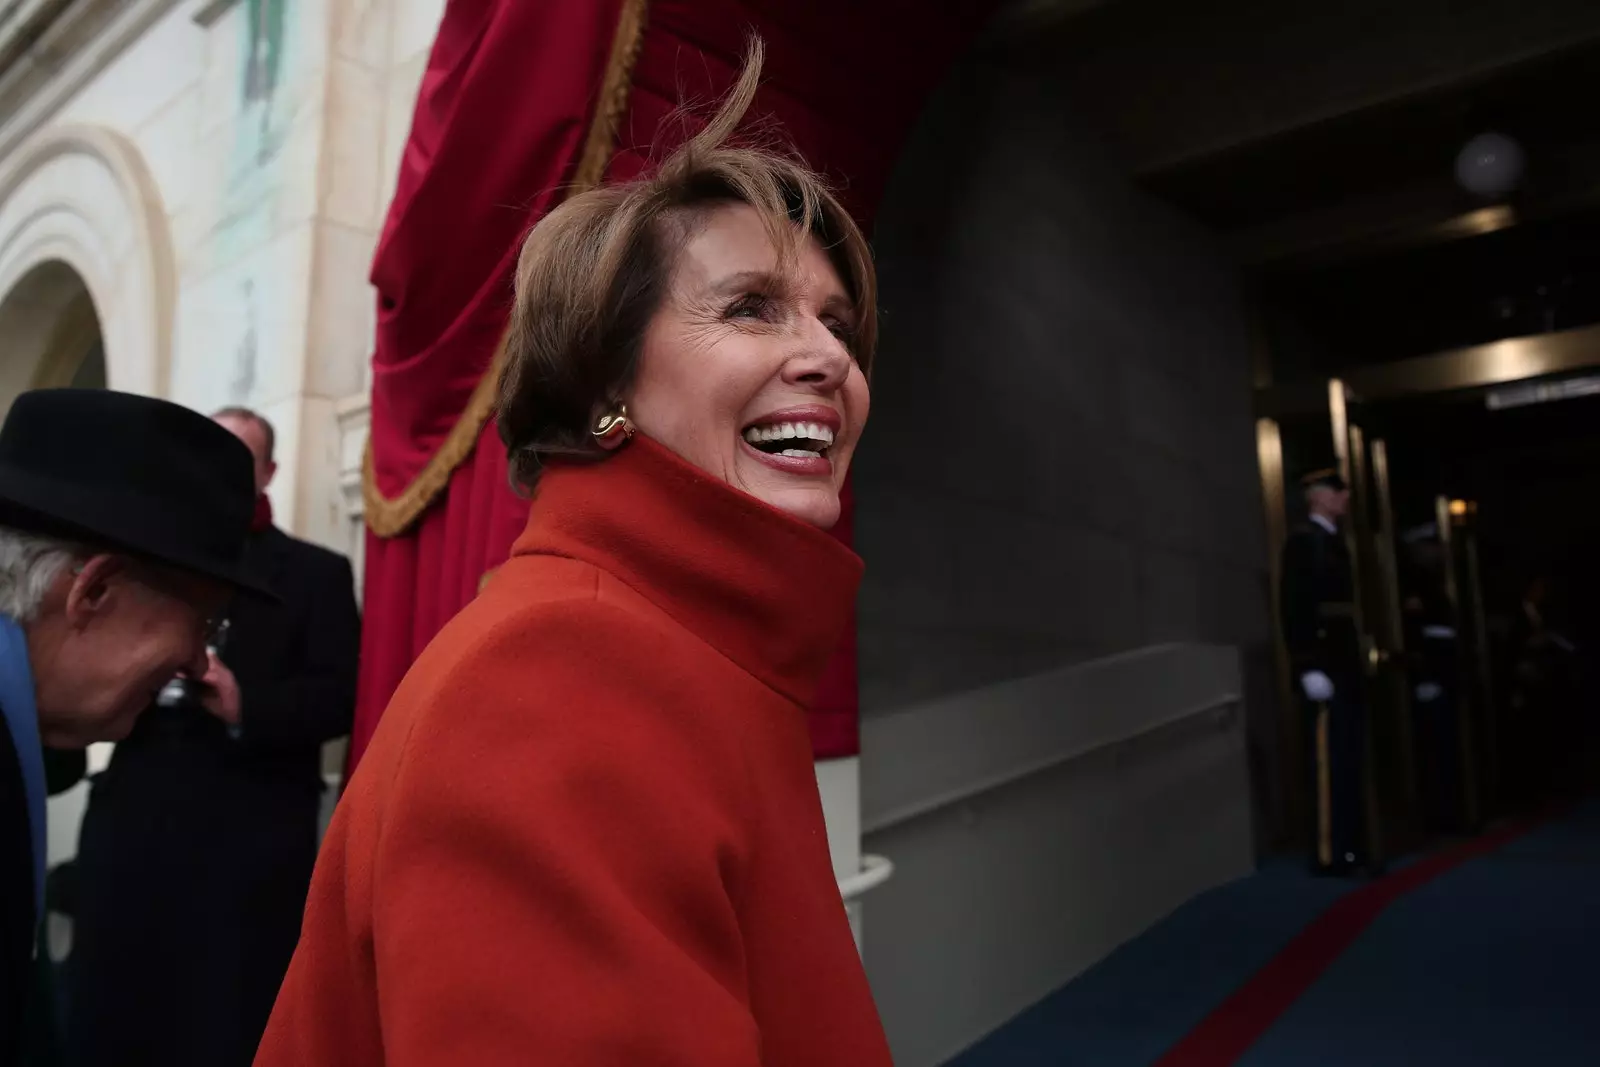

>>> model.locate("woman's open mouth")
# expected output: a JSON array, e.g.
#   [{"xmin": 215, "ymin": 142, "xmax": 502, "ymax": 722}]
[{"xmin": 739, "ymin": 410, "xmax": 840, "ymax": 476}]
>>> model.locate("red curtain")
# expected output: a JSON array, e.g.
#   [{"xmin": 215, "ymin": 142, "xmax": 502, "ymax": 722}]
[{"xmin": 354, "ymin": 0, "xmax": 997, "ymax": 770}]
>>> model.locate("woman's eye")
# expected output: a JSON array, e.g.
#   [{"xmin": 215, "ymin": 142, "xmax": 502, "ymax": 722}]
[{"xmin": 727, "ymin": 294, "xmax": 769, "ymax": 320}]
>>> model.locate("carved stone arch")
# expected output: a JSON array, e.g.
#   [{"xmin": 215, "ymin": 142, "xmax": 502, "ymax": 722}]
[{"xmin": 0, "ymin": 123, "xmax": 176, "ymax": 399}]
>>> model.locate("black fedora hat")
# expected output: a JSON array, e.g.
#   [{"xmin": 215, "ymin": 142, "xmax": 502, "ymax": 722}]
[{"xmin": 0, "ymin": 389, "xmax": 275, "ymax": 600}]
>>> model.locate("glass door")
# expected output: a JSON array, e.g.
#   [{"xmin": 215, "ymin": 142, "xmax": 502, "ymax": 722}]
[
  {"xmin": 1435, "ymin": 495, "xmax": 1497, "ymax": 827},
  {"xmin": 1331, "ymin": 381, "xmax": 1421, "ymax": 863}
]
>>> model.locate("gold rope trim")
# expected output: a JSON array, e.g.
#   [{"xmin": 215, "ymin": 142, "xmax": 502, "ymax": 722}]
[{"xmin": 362, "ymin": 0, "xmax": 651, "ymax": 538}]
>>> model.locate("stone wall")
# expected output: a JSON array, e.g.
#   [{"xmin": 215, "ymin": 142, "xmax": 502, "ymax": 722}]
[
  {"xmin": 0, "ymin": 0, "xmax": 448, "ymax": 555},
  {"xmin": 3, "ymin": 0, "xmax": 450, "ymax": 870},
  {"xmin": 855, "ymin": 43, "xmax": 1282, "ymax": 845},
  {"xmin": 858, "ymin": 47, "xmax": 1270, "ymax": 713}
]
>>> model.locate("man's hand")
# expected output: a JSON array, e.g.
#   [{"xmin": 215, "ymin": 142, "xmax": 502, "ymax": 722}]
[{"xmin": 198, "ymin": 651, "xmax": 242, "ymax": 726}]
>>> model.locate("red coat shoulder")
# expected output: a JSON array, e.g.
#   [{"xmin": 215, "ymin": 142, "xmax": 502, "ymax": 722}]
[
  {"xmin": 262, "ymin": 553, "xmax": 770, "ymax": 1066},
  {"xmin": 375, "ymin": 553, "xmax": 763, "ymax": 781}
]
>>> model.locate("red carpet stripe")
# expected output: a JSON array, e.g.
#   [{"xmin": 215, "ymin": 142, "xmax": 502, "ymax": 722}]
[{"xmin": 1153, "ymin": 817, "xmax": 1548, "ymax": 1067}]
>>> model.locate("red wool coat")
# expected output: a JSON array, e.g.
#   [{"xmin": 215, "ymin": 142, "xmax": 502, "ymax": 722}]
[{"xmin": 255, "ymin": 438, "xmax": 892, "ymax": 1066}]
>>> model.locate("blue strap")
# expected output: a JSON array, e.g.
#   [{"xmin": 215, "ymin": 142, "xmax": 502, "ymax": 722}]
[{"xmin": 0, "ymin": 614, "xmax": 46, "ymax": 926}]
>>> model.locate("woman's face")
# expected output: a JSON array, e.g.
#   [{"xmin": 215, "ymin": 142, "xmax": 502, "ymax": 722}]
[{"xmin": 625, "ymin": 203, "xmax": 870, "ymax": 530}]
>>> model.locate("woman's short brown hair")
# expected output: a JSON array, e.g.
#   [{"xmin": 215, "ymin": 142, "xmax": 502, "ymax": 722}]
[{"xmin": 495, "ymin": 39, "xmax": 878, "ymax": 491}]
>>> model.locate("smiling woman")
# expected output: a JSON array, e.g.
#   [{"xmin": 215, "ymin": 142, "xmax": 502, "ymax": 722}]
[
  {"xmin": 623, "ymin": 201, "xmax": 870, "ymax": 529},
  {"xmin": 257, "ymin": 39, "xmax": 894, "ymax": 1067},
  {"xmin": 494, "ymin": 38, "xmax": 876, "ymax": 532}
]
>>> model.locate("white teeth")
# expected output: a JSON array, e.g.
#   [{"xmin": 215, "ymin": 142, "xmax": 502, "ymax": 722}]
[
  {"xmin": 741, "ymin": 421, "xmax": 837, "ymax": 446},
  {"xmin": 780, "ymin": 449, "xmax": 822, "ymax": 459}
]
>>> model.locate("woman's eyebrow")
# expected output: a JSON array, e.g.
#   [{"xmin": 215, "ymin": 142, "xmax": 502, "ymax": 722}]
[
  {"xmin": 708, "ymin": 269, "xmax": 787, "ymax": 296},
  {"xmin": 820, "ymin": 291, "xmax": 855, "ymax": 321}
]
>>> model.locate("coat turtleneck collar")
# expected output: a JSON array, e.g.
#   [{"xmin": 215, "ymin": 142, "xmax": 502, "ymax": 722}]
[{"xmin": 512, "ymin": 436, "xmax": 863, "ymax": 707}]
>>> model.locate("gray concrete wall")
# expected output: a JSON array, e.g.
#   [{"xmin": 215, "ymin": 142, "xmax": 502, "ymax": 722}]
[
  {"xmin": 857, "ymin": 48, "xmax": 1271, "ymax": 721},
  {"xmin": 849, "ymin": 45, "xmax": 1280, "ymax": 1065},
  {"xmin": 859, "ymin": 644, "xmax": 1254, "ymax": 1067}
]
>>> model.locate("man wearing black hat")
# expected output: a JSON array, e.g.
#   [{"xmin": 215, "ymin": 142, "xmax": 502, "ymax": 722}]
[
  {"xmin": 1280, "ymin": 468, "xmax": 1369, "ymax": 875},
  {"xmin": 0, "ymin": 389, "xmax": 272, "ymax": 1063},
  {"xmin": 66, "ymin": 407, "xmax": 360, "ymax": 1067}
]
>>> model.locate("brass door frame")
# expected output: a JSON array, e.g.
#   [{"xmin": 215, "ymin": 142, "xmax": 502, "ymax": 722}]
[
  {"xmin": 1334, "ymin": 382, "xmax": 1415, "ymax": 864},
  {"xmin": 1462, "ymin": 528, "xmax": 1497, "ymax": 814},
  {"xmin": 1254, "ymin": 325, "xmax": 1599, "ymax": 846},
  {"xmin": 1260, "ymin": 381, "xmax": 1418, "ymax": 861},
  {"xmin": 1255, "ymin": 323, "xmax": 1600, "ymax": 421},
  {"xmin": 1366, "ymin": 437, "xmax": 1420, "ymax": 841},
  {"xmin": 1436, "ymin": 495, "xmax": 1484, "ymax": 828},
  {"xmin": 1436, "ymin": 498, "xmax": 1499, "ymax": 824},
  {"xmin": 1328, "ymin": 381, "xmax": 1377, "ymax": 675},
  {"xmin": 1341, "ymin": 408, "xmax": 1390, "ymax": 866},
  {"xmin": 1369, "ymin": 441, "xmax": 1407, "ymax": 654},
  {"xmin": 1257, "ymin": 417, "xmax": 1302, "ymax": 847}
]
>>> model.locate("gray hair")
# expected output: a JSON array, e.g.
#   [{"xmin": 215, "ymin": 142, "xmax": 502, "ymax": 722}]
[{"xmin": 0, "ymin": 526, "xmax": 86, "ymax": 622}]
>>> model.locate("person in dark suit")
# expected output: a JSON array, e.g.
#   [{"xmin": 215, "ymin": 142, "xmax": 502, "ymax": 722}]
[
  {"xmin": 1280, "ymin": 468, "xmax": 1369, "ymax": 875},
  {"xmin": 0, "ymin": 389, "xmax": 269, "ymax": 1065},
  {"xmin": 1400, "ymin": 523, "xmax": 1467, "ymax": 835},
  {"xmin": 27, "ymin": 748, "xmax": 86, "ymax": 1067},
  {"xmin": 66, "ymin": 408, "xmax": 360, "ymax": 1067}
]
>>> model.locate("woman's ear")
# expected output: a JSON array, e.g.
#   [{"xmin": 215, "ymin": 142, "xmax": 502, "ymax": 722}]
[{"xmin": 590, "ymin": 400, "xmax": 635, "ymax": 451}]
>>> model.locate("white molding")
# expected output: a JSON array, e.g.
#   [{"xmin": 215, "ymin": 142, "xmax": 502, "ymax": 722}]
[
  {"xmin": 0, "ymin": 0, "xmax": 186, "ymax": 163},
  {"xmin": 0, "ymin": 1, "xmax": 78, "ymax": 65},
  {"xmin": 0, "ymin": 123, "xmax": 177, "ymax": 398},
  {"xmin": 335, "ymin": 390, "xmax": 369, "ymax": 515},
  {"xmin": 814, "ymin": 756, "xmax": 861, "ymax": 883},
  {"xmin": 862, "ymin": 643, "xmax": 1242, "ymax": 833},
  {"xmin": 839, "ymin": 854, "xmax": 894, "ymax": 901},
  {"xmin": 863, "ymin": 689, "xmax": 1253, "ymax": 1067},
  {"xmin": 334, "ymin": 390, "xmax": 370, "ymax": 586},
  {"xmin": 191, "ymin": 0, "xmax": 241, "ymax": 28}
]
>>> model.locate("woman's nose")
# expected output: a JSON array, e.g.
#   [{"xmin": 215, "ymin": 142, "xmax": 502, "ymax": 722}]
[{"xmin": 782, "ymin": 322, "xmax": 852, "ymax": 389}]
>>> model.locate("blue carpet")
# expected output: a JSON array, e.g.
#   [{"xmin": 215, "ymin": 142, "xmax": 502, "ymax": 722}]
[
  {"xmin": 951, "ymin": 804, "xmax": 1600, "ymax": 1067},
  {"xmin": 948, "ymin": 860, "xmax": 1360, "ymax": 1067},
  {"xmin": 1238, "ymin": 805, "xmax": 1600, "ymax": 1067}
]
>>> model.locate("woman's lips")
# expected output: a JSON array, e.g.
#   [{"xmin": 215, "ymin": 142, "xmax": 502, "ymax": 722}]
[
  {"xmin": 739, "ymin": 405, "xmax": 842, "ymax": 478},
  {"xmin": 739, "ymin": 437, "xmax": 832, "ymax": 476},
  {"xmin": 747, "ymin": 404, "xmax": 842, "ymax": 434}
]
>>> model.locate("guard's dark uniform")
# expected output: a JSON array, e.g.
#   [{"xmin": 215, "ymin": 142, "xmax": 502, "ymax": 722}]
[
  {"xmin": 1401, "ymin": 525, "xmax": 1466, "ymax": 835},
  {"xmin": 1280, "ymin": 477, "xmax": 1368, "ymax": 875}
]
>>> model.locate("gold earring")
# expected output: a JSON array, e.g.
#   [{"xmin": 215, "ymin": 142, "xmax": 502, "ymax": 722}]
[{"xmin": 591, "ymin": 402, "xmax": 635, "ymax": 450}]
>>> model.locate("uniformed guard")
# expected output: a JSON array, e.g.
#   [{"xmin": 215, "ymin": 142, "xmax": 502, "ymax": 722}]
[
  {"xmin": 1401, "ymin": 522, "xmax": 1466, "ymax": 835},
  {"xmin": 1280, "ymin": 468, "xmax": 1369, "ymax": 875}
]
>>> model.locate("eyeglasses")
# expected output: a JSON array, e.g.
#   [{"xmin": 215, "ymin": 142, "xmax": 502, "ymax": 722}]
[
  {"xmin": 204, "ymin": 616, "xmax": 231, "ymax": 653},
  {"xmin": 156, "ymin": 583, "xmax": 229, "ymax": 652}
]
